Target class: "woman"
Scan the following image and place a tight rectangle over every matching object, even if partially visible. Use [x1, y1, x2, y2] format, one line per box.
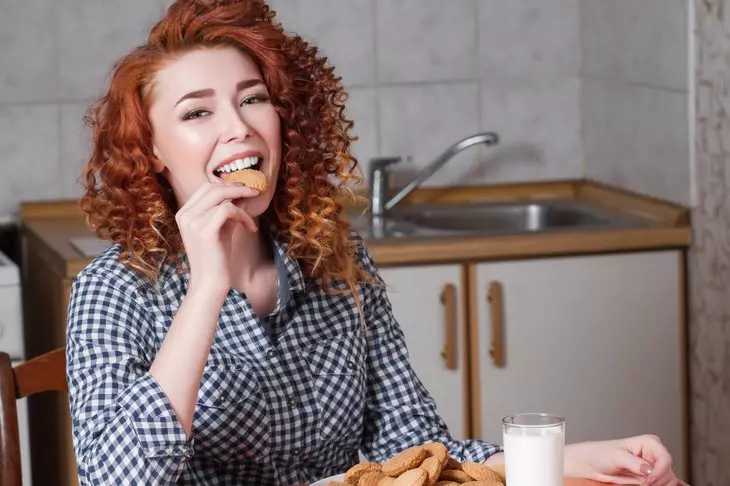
[66, 0, 686, 485]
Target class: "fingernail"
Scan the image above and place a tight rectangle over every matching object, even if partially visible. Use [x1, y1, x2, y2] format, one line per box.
[640, 464, 653, 476]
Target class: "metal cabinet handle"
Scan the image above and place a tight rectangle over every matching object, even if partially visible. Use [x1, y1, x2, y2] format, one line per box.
[440, 283, 458, 370]
[487, 281, 506, 367]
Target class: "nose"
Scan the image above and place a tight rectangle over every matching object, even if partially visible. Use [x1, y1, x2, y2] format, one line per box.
[220, 105, 252, 143]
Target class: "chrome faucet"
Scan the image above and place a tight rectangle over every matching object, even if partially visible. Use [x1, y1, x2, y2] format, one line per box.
[369, 132, 500, 217]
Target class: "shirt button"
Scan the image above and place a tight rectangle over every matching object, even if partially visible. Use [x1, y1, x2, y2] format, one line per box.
[287, 396, 298, 408]
[346, 360, 356, 370]
[266, 348, 276, 358]
[292, 448, 301, 456]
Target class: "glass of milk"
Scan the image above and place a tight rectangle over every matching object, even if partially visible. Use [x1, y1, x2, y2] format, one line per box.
[503, 413, 565, 486]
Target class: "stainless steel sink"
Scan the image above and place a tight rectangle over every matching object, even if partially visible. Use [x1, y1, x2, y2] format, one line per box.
[349, 200, 644, 241]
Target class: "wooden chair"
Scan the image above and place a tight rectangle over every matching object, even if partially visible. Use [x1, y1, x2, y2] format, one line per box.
[0, 348, 67, 486]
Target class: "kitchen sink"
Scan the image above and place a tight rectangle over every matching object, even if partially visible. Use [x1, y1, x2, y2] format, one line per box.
[349, 200, 644, 240]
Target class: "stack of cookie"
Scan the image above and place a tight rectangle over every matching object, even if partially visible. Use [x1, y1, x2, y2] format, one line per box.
[331, 443, 506, 486]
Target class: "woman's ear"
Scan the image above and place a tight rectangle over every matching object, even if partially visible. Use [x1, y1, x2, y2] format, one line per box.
[152, 145, 166, 173]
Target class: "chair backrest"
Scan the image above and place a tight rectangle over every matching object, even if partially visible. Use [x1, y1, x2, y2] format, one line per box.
[0, 348, 67, 486]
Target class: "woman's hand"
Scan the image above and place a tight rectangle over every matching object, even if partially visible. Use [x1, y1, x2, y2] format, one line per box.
[175, 180, 259, 294]
[565, 435, 688, 485]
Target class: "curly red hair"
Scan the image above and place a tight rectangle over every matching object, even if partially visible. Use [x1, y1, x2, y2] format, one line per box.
[81, 0, 370, 292]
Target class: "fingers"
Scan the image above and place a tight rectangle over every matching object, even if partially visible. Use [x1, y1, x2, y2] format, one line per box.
[207, 201, 258, 234]
[614, 449, 654, 478]
[638, 436, 673, 480]
[623, 435, 671, 477]
[179, 181, 259, 216]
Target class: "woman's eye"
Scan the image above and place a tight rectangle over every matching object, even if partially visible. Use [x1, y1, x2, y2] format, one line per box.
[241, 94, 269, 106]
[183, 109, 210, 120]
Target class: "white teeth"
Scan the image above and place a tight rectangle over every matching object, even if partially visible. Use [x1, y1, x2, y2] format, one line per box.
[214, 156, 261, 175]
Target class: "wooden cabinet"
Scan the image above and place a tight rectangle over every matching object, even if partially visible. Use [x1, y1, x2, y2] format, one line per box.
[20, 206, 83, 486]
[379, 251, 687, 478]
[379, 265, 469, 439]
[470, 251, 686, 478]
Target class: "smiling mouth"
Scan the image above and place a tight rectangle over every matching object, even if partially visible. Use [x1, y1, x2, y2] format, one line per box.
[213, 156, 263, 177]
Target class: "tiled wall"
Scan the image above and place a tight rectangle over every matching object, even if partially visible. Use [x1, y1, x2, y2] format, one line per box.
[689, 1, 730, 483]
[580, 0, 692, 205]
[0, 0, 170, 217]
[0, 0, 584, 217]
[271, 0, 583, 189]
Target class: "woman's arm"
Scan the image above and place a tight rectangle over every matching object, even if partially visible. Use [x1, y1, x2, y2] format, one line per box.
[67, 270, 224, 484]
[149, 280, 227, 436]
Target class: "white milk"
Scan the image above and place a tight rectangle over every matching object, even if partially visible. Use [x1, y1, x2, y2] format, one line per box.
[504, 426, 564, 486]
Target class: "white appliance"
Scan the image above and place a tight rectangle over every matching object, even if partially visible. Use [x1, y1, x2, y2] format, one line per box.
[0, 250, 32, 485]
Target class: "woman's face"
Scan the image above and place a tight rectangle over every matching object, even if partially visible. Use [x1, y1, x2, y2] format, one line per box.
[148, 46, 281, 218]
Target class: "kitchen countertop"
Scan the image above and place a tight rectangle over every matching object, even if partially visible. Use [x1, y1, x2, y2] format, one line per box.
[19, 179, 691, 279]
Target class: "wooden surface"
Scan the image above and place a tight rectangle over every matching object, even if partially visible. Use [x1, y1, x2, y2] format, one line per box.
[18, 179, 691, 277]
[564, 479, 615, 486]
[21, 232, 78, 486]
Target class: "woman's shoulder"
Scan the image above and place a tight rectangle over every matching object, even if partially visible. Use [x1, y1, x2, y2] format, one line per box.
[349, 230, 380, 278]
[73, 243, 156, 298]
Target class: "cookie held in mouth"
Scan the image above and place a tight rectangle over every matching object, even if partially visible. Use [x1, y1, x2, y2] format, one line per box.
[220, 169, 268, 192]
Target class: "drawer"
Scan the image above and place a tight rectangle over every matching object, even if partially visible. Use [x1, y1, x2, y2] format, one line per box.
[0, 286, 24, 359]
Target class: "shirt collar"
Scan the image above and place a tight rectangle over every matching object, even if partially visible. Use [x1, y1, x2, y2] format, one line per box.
[268, 225, 307, 296]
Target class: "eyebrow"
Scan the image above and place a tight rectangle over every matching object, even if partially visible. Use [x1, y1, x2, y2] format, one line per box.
[174, 79, 266, 106]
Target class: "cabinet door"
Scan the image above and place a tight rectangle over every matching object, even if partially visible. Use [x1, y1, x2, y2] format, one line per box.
[472, 251, 684, 477]
[379, 265, 468, 439]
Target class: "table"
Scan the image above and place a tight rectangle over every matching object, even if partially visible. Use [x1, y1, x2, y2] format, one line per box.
[304, 478, 614, 485]
[565, 479, 616, 486]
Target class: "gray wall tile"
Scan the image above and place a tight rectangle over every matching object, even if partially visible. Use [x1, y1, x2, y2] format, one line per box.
[0, 0, 59, 103]
[269, 0, 375, 87]
[57, 0, 164, 101]
[345, 88, 378, 179]
[0, 104, 61, 215]
[479, 76, 583, 183]
[583, 80, 690, 204]
[581, 0, 689, 90]
[59, 102, 93, 199]
[376, 0, 477, 83]
[479, 0, 580, 77]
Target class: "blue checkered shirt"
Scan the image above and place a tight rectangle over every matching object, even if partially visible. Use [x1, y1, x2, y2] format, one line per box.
[66, 234, 500, 485]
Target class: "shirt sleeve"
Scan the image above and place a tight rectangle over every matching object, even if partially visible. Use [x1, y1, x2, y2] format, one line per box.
[355, 243, 502, 464]
[66, 271, 194, 485]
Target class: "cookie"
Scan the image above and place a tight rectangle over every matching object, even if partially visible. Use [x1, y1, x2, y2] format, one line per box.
[423, 442, 448, 466]
[345, 462, 382, 485]
[360, 471, 387, 486]
[420, 456, 444, 485]
[382, 446, 428, 477]
[437, 470, 473, 484]
[434, 482, 460, 486]
[444, 457, 462, 471]
[393, 468, 428, 486]
[462, 481, 503, 486]
[328, 482, 350, 486]
[378, 477, 396, 486]
[488, 465, 505, 483]
[220, 169, 268, 191]
[461, 463, 502, 483]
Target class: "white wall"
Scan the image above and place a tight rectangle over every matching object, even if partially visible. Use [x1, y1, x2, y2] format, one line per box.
[0, 0, 585, 216]
[580, 0, 692, 205]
